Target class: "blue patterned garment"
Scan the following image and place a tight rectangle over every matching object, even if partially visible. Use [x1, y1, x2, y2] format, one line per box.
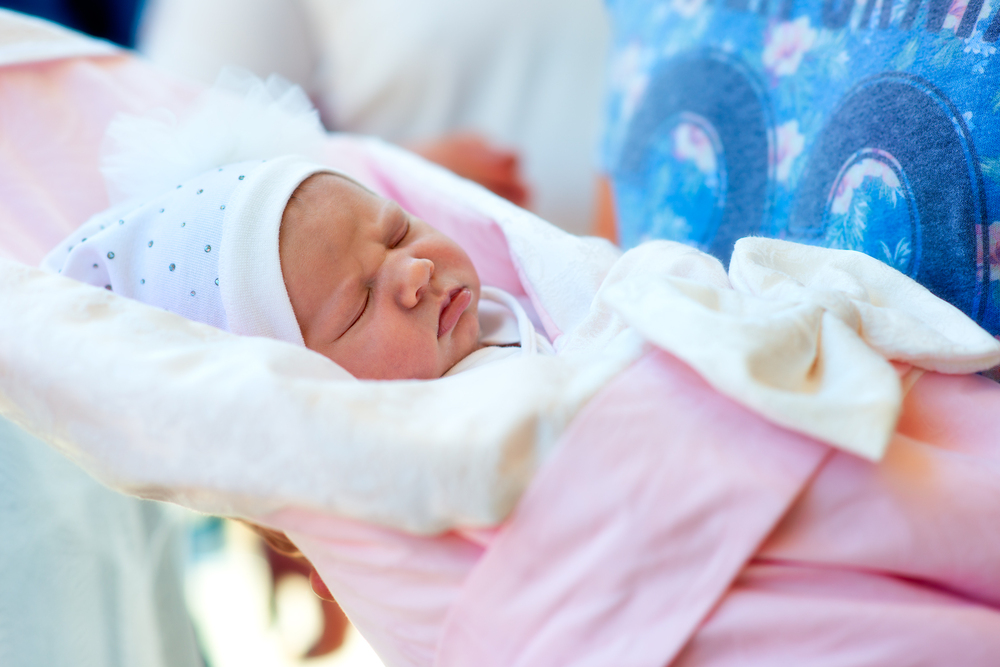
[602, 0, 1000, 334]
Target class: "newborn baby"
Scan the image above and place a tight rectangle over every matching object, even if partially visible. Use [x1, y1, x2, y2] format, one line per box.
[45, 156, 549, 379]
[280, 171, 481, 379]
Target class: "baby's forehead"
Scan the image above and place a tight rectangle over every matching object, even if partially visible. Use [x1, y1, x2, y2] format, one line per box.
[289, 171, 355, 204]
[279, 171, 401, 264]
[284, 171, 385, 221]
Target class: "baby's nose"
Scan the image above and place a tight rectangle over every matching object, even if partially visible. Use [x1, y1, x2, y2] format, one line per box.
[397, 257, 434, 308]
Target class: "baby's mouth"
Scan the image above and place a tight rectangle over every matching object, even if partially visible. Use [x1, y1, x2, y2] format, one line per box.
[438, 287, 473, 338]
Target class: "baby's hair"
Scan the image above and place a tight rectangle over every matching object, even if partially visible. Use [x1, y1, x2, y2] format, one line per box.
[285, 172, 350, 213]
[282, 174, 329, 239]
[285, 173, 323, 208]
[280, 173, 336, 262]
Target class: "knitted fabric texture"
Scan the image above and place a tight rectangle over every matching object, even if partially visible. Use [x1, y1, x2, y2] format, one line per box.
[44, 156, 339, 345]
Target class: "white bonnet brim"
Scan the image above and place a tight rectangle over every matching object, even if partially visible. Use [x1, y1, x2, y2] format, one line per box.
[220, 156, 341, 346]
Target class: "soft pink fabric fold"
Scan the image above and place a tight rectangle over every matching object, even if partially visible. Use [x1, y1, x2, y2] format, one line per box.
[670, 372, 1000, 666]
[0, 56, 198, 265]
[672, 562, 1000, 666]
[434, 351, 829, 667]
[759, 370, 1000, 607]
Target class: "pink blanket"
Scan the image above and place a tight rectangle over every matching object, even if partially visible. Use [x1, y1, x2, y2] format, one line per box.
[3, 53, 1000, 667]
[272, 353, 1000, 667]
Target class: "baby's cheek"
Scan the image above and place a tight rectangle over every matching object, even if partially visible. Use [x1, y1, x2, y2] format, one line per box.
[333, 318, 450, 380]
[373, 337, 442, 380]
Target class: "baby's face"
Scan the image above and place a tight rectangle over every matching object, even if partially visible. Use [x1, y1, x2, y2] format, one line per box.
[279, 174, 482, 379]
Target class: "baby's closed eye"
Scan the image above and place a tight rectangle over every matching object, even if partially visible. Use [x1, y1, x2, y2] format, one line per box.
[390, 220, 410, 248]
[342, 290, 370, 337]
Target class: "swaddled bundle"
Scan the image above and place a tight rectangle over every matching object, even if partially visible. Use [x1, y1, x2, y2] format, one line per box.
[15, 70, 624, 534]
[25, 68, 1000, 536]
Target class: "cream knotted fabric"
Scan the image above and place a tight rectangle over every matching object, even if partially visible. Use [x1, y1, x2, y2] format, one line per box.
[596, 237, 1000, 460]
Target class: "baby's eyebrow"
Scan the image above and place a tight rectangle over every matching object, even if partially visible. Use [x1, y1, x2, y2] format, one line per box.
[324, 258, 369, 342]
[378, 203, 408, 245]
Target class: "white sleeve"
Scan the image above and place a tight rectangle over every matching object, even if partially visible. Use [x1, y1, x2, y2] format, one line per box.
[137, 0, 317, 95]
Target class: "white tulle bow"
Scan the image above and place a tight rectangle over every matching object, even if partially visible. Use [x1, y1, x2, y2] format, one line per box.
[100, 68, 328, 204]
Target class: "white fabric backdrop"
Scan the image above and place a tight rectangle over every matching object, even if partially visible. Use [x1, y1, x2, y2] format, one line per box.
[137, 0, 609, 234]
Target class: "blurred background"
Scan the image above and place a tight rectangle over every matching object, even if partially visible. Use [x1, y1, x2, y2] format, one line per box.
[184, 516, 384, 667]
[0, 0, 609, 235]
[0, 0, 144, 47]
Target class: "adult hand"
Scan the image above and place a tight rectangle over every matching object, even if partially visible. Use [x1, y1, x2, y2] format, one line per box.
[408, 132, 531, 208]
[241, 521, 336, 602]
[244, 521, 347, 658]
[591, 175, 619, 244]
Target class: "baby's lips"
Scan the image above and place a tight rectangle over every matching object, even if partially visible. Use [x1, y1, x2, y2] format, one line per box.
[438, 287, 473, 338]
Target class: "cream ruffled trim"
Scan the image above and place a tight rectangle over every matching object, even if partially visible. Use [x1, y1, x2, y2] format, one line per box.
[100, 67, 328, 205]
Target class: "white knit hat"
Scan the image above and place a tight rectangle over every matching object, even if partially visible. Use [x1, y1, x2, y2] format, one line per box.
[43, 70, 344, 345]
[45, 156, 341, 346]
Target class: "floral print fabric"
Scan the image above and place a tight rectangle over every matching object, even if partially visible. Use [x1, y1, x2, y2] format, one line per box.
[602, 0, 1000, 333]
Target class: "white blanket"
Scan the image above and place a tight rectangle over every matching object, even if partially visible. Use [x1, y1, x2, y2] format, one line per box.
[0, 218, 632, 534]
